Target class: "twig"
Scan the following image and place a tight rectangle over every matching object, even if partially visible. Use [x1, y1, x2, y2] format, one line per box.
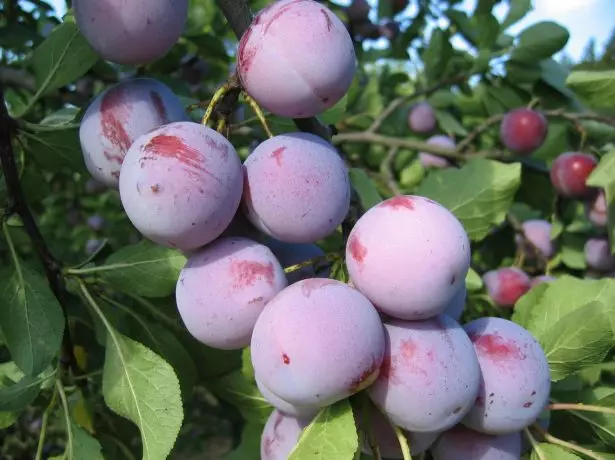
[382, 147, 401, 195]
[284, 252, 341, 274]
[456, 114, 504, 153]
[0, 88, 82, 384]
[34, 390, 57, 460]
[548, 402, 615, 416]
[534, 424, 606, 460]
[56, 379, 74, 459]
[523, 428, 546, 460]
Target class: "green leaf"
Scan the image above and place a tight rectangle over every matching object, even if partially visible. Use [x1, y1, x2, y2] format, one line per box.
[102, 330, 183, 460]
[28, 22, 98, 103]
[530, 443, 582, 459]
[22, 127, 87, 174]
[540, 302, 614, 381]
[0, 411, 18, 429]
[289, 399, 357, 460]
[423, 28, 453, 82]
[224, 421, 265, 460]
[91, 240, 186, 298]
[560, 232, 587, 270]
[567, 70, 615, 109]
[465, 267, 483, 291]
[0, 375, 43, 411]
[319, 93, 348, 125]
[435, 110, 468, 136]
[0, 263, 64, 376]
[417, 159, 522, 241]
[209, 369, 272, 423]
[349, 168, 382, 211]
[502, 0, 532, 29]
[510, 21, 569, 64]
[51, 420, 105, 460]
[473, 13, 501, 50]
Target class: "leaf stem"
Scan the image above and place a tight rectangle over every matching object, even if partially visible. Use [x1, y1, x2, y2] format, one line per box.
[56, 378, 74, 460]
[523, 427, 546, 460]
[284, 252, 341, 274]
[35, 389, 58, 460]
[547, 402, 615, 416]
[202, 84, 232, 126]
[534, 424, 606, 460]
[391, 423, 412, 460]
[123, 291, 184, 333]
[242, 92, 274, 138]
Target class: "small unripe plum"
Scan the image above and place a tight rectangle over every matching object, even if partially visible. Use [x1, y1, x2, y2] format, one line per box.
[408, 102, 436, 134]
[119, 121, 243, 251]
[87, 215, 105, 231]
[499, 108, 547, 155]
[80, 78, 188, 188]
[368, 316, 481, 433]
[550, 152, 598, 198]
[530, 275, 555, 288]
[346, 0, 370, 22]
[585, 189, 607, 227]
[263, 237, 331, 284]
[346, 195, 471, 320]
[251, 279, 385, 408]
[237, 0, 356, 118]
[432, 425, 522, 460]
[584, 237, 615, 272]
[482, 268, 531, 308]
[443, 285, 466, 322]
[256, 375, 320, 418]
[261, 410, 313, 460]
[74, 0, 188, 65]
[462, 317, 551, 435]
[176, 237, 287, 350]
[243, 132, 350, 243]
[419, 135, 456, 169]
[515, 220, 555, 259]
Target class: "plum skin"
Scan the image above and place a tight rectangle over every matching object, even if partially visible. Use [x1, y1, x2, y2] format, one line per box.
[515, 219, 555, 259]
[585, 189, 607, 227]
[419, 135, 455, 169]
[261, 410, 313, 460]
[242, 132, 351, 243]
[119, 121, 243, 251]
[250, 278, 386, 409]
[346, 195, 471, 320]
[482, 267, 531, 308]
[550, 152, 598, 198]
[432, 425, 522, 460]
[368, 315, 481, 433]
[462, 317, 551, 435]
[443, 284, 466, 322]
[79, 78, 188, 188]
[237, 0, 356, 118]
[175, 237, 287, 350]
[499, 108, 547, 155]
[408, 102, 436, 134]
[584, 237, 615, 272]
[74, 0, 188, 65]
[256, 375, 320, 418]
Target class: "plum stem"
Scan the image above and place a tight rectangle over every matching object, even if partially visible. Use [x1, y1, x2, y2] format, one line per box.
[390, 423, 412, 460]
[202, 83, 233, 126]
[548, 402, 615, 416]
[284, 252, 341, 274]
[523, 427, 546, 460]
[382, 147, 402, 196]
[533, 424, 606, 460]
[242, 92, 274, 138]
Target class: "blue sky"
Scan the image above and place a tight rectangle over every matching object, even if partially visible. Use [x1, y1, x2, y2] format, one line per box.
[47, 0, 613, 60]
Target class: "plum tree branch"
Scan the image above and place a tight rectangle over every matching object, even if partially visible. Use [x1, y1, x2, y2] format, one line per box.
[215, 0, 331, 141]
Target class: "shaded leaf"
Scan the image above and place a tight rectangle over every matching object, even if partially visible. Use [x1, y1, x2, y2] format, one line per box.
[349, 168, 382, 211]
[567, 70, 615, 109]
[511, 21, 569, 64]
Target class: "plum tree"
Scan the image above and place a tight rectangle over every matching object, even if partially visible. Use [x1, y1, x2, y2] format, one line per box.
[242, 132, 351, 243]
[175, 237, 287, 350]
[119, 121, 243, 251]
[443, 284, 466, 321]
[515, 220, 555, 259]
[462, 317, 551, 435]
[79, 78, 188, 187]
[74, 0, 189, 65]
[585, 189, 608, 227]
[250, 278, 385, 408]
[260, 410, 313, 460]
[256, 376, 320, 418]
[408, 102, 436, 133]
[482, 267, 531, 308]
[584, 237, 615, 272]
[431, 425, 522, 460]
[419, 135, 455, 169]
[499, 108, 547, 155]
[263, 237, 331, 284]
[346, 195, 471, 320]
[356, 402, 439, 458]
[368, 315, 481, 433]
[237, 0, 356, 118]
[549, 152, 598, 198]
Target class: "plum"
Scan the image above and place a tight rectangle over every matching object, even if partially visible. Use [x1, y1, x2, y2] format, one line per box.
[584, 237, 615, 272]
[482, 268, 531, 308]
[74, 0, 188, 65]
[263, 237, 331, 284]
[250, 278, 385, 408]
[443, 284, 466, 322]
[515, 220, 555, 259]
[408, 102, 436, 134]
[419, 135, 456, 169]
[79, 78, 188, 188]
[260, 410, 313, 460]
[432, 425, 522, 460]
[529, 275, 555, 288]
[237, 0, 356, 118]
[175, 237, 287, 349]
[585, 189, 608, 227]
[550, 152, 598, 199]
[462, 317, 551, 435]
[346, 0, 370, 22]
[256, 375, 320, 418]
[242, 132, 350, 243]
[499, 108, 547, 155]
[119, 121, 243, 251]
[346, 195, 471, 320]
[368, 315, 481, 433]
[87, 215, 105, 231]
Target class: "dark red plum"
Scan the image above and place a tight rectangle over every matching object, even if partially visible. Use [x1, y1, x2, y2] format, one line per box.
[499, 108, 547, 155]
[462, 317, 551, 435]
[176, 237, 287, 350]
[432, 425, 522, 460]
[346, 195, 471, 320]
[260, 410, 313, 460]
[482, 268, 531, 308]
[367, 316, 481, 433]
[550, 152, 598, 199]
[250, 279, 385, 408]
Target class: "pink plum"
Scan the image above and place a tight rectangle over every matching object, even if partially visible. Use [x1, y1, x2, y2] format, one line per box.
[408, 102, 436, 134]
[482, 268, 531, 308]
[432, 425, 522, 460]
[260, 410, 313, 460]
